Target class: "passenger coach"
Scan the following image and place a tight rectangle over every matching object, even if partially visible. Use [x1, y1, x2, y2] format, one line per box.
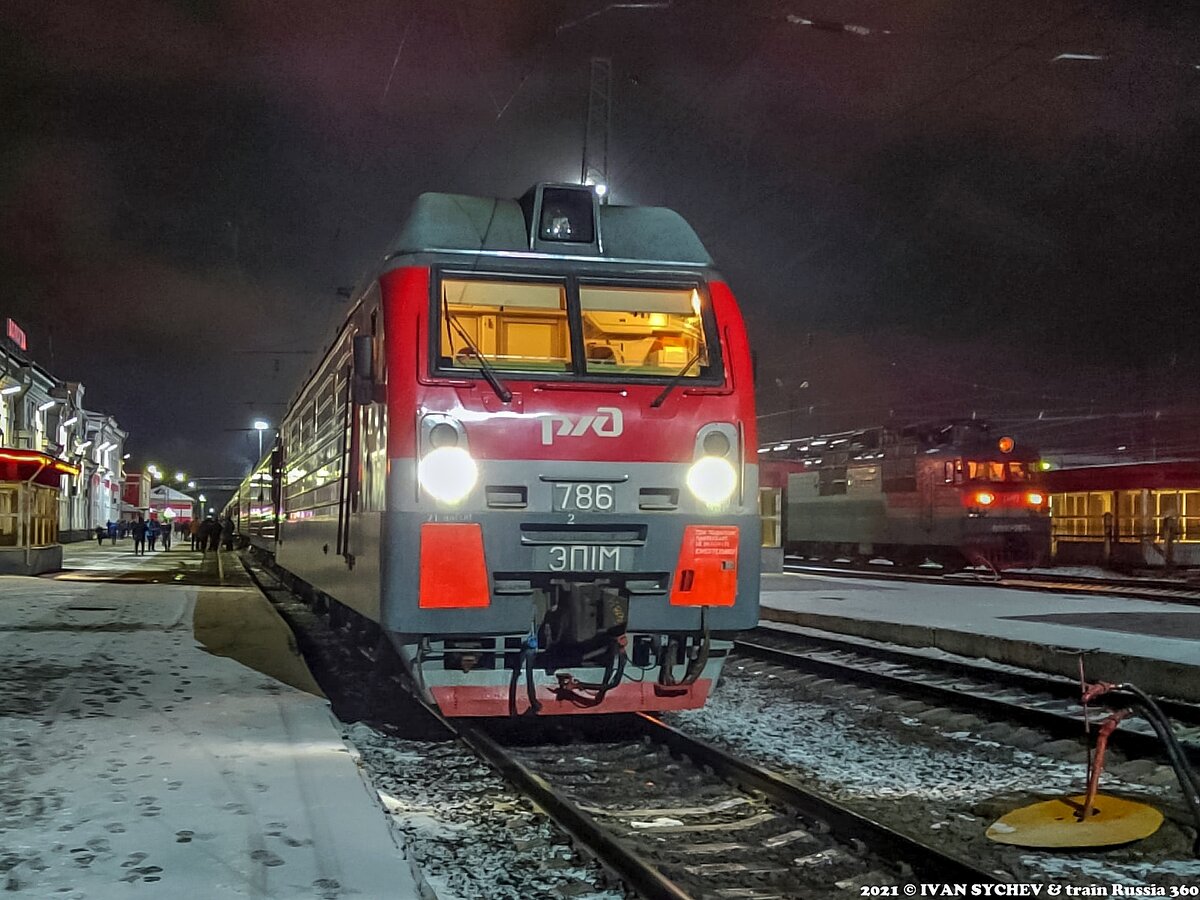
[232, 184, 760, 716]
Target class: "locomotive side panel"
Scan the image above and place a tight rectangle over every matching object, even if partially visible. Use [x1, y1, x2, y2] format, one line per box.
[768, 422, 1051, 568]
[275, 299, 385, 622]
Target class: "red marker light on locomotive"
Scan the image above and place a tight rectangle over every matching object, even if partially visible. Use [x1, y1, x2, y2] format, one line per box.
[998, 436, 1015, 453]
[975, 491, 996, 506]
[1026, 492, 1044, 506]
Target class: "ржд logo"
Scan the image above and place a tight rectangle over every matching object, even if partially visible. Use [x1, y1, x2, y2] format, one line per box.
[540, 407, 624, 446]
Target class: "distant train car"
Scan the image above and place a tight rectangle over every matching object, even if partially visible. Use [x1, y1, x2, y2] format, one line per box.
[759, 421, 1050, 570]
[229, 183, 760, 716]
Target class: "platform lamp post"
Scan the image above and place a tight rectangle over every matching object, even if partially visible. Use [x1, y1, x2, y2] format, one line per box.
[146, 464, 161, 521]
[172, 473, 186, 527]
[253, 419, 270, 461]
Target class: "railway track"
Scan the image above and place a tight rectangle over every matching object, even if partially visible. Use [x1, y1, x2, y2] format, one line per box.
[241, 553, 1003, 898]
[782, 559, 1200, 606]
[452, 712, 1000, 899]
[737, 625, 1200, 767]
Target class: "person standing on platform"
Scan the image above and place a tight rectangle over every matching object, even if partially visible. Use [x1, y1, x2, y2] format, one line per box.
[95, 524, 106, 546]
[189, 517, 201, 550]
[107, 520, 117, 545]
[147, 518, 159, 552]
[161, 520, 172, 551]
[221, 515, 234, 551]
[207, 516, 222, 552]
[132, 516, 148, 556]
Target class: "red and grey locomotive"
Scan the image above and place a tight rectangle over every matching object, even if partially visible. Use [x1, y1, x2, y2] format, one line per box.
[230, 183, 760, 716]
[759, 420, 1050, 570]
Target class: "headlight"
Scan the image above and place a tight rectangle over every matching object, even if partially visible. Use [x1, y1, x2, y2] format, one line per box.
[686, 456, 737, 506]
[418, 447, 478, 504]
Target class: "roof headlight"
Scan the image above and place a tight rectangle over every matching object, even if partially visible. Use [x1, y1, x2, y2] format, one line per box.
[687, 456, 737, 506]
[418, 446, 478, 504]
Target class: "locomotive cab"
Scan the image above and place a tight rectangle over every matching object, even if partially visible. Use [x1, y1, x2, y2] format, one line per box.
[345, 183, 758, 720]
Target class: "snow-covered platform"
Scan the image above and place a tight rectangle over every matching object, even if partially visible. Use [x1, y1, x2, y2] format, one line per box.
[0, 543, 425, 897]
[759, 571, 1200, 703]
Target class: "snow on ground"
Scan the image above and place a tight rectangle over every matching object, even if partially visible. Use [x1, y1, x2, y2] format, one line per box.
[674, 665, 1136, 805]
[668, 663, 1200, 886]
[0, 575, 423, 898]
[760, 571, 1200, 668]
[344, 723, 621, 900]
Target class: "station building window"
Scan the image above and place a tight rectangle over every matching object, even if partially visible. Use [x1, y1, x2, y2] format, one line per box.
[0, 484, 59, 547]
[1117, 491, 1142, 538]
[0, 487, 16, 547]
[1050, 491, 1110, 538]
[30, 485, 57, 545]
[1154, 490, 1200, 542]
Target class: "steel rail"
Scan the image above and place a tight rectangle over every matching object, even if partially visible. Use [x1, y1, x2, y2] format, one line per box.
[427, 689, 1002, 894]
[781, 561, 1200, 607]
[634, 713, 999, 885]
[734, 636, 1200, 766]
[421, 710, 693, 900]
[747, 626, 1200, 727]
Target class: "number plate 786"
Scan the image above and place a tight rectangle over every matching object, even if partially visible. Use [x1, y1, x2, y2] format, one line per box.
[553, 482, 616, 512]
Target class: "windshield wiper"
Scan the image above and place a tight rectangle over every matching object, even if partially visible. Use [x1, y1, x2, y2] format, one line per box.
[650, 349, 705, 408]
[443, 298, 513, 403]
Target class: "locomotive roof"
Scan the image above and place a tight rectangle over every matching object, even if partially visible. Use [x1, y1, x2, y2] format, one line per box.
[760, 420, 1036, 461]
[385, 190, 714, 266]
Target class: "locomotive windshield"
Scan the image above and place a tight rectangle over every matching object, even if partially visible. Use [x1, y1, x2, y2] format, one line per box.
[580, 285, 708, 377]
[437, 274, 719, 381]
[440, 277, 572, 372]
[965, 460, 1035, 482]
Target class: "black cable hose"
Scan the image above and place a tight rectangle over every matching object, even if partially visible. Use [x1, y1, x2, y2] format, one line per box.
[508, 647, 523, 718]
[658, 638, 679, 686]
[555, 641, 627, 709]
[524, 646, 541, 715]
[589, 642, 625, 706]
[679, 616, 711, 686]
[1112, 684, 1200, 855]
[1115, 686, 1200, 795]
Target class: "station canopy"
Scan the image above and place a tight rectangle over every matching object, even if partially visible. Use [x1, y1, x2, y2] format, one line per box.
[0, 450, 80, 487]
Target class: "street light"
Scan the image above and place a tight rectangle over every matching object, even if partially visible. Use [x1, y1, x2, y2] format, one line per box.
[187, 480, 195, 489]
[175, 472, 185, 482]
[253, 419, 270, 460]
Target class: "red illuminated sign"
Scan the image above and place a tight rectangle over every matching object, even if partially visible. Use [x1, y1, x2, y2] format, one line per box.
[5, 319, 26, 351]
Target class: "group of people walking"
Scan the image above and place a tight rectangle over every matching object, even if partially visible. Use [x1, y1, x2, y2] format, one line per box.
[94, 515, 236, 556]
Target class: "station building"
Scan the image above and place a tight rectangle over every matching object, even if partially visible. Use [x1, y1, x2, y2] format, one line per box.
[0, 318, 128, 572]
[1045, 460, 1200, 569]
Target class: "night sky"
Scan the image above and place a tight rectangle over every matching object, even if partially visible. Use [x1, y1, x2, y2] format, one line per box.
[3, 1, 1198, 476]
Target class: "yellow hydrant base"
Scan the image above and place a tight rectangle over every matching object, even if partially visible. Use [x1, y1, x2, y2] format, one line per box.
[986, 794, 1162, 848]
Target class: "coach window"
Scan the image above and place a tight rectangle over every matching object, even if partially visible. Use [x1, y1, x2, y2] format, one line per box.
[440, 277, 570, 372]
[579, 285, 711, 377]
